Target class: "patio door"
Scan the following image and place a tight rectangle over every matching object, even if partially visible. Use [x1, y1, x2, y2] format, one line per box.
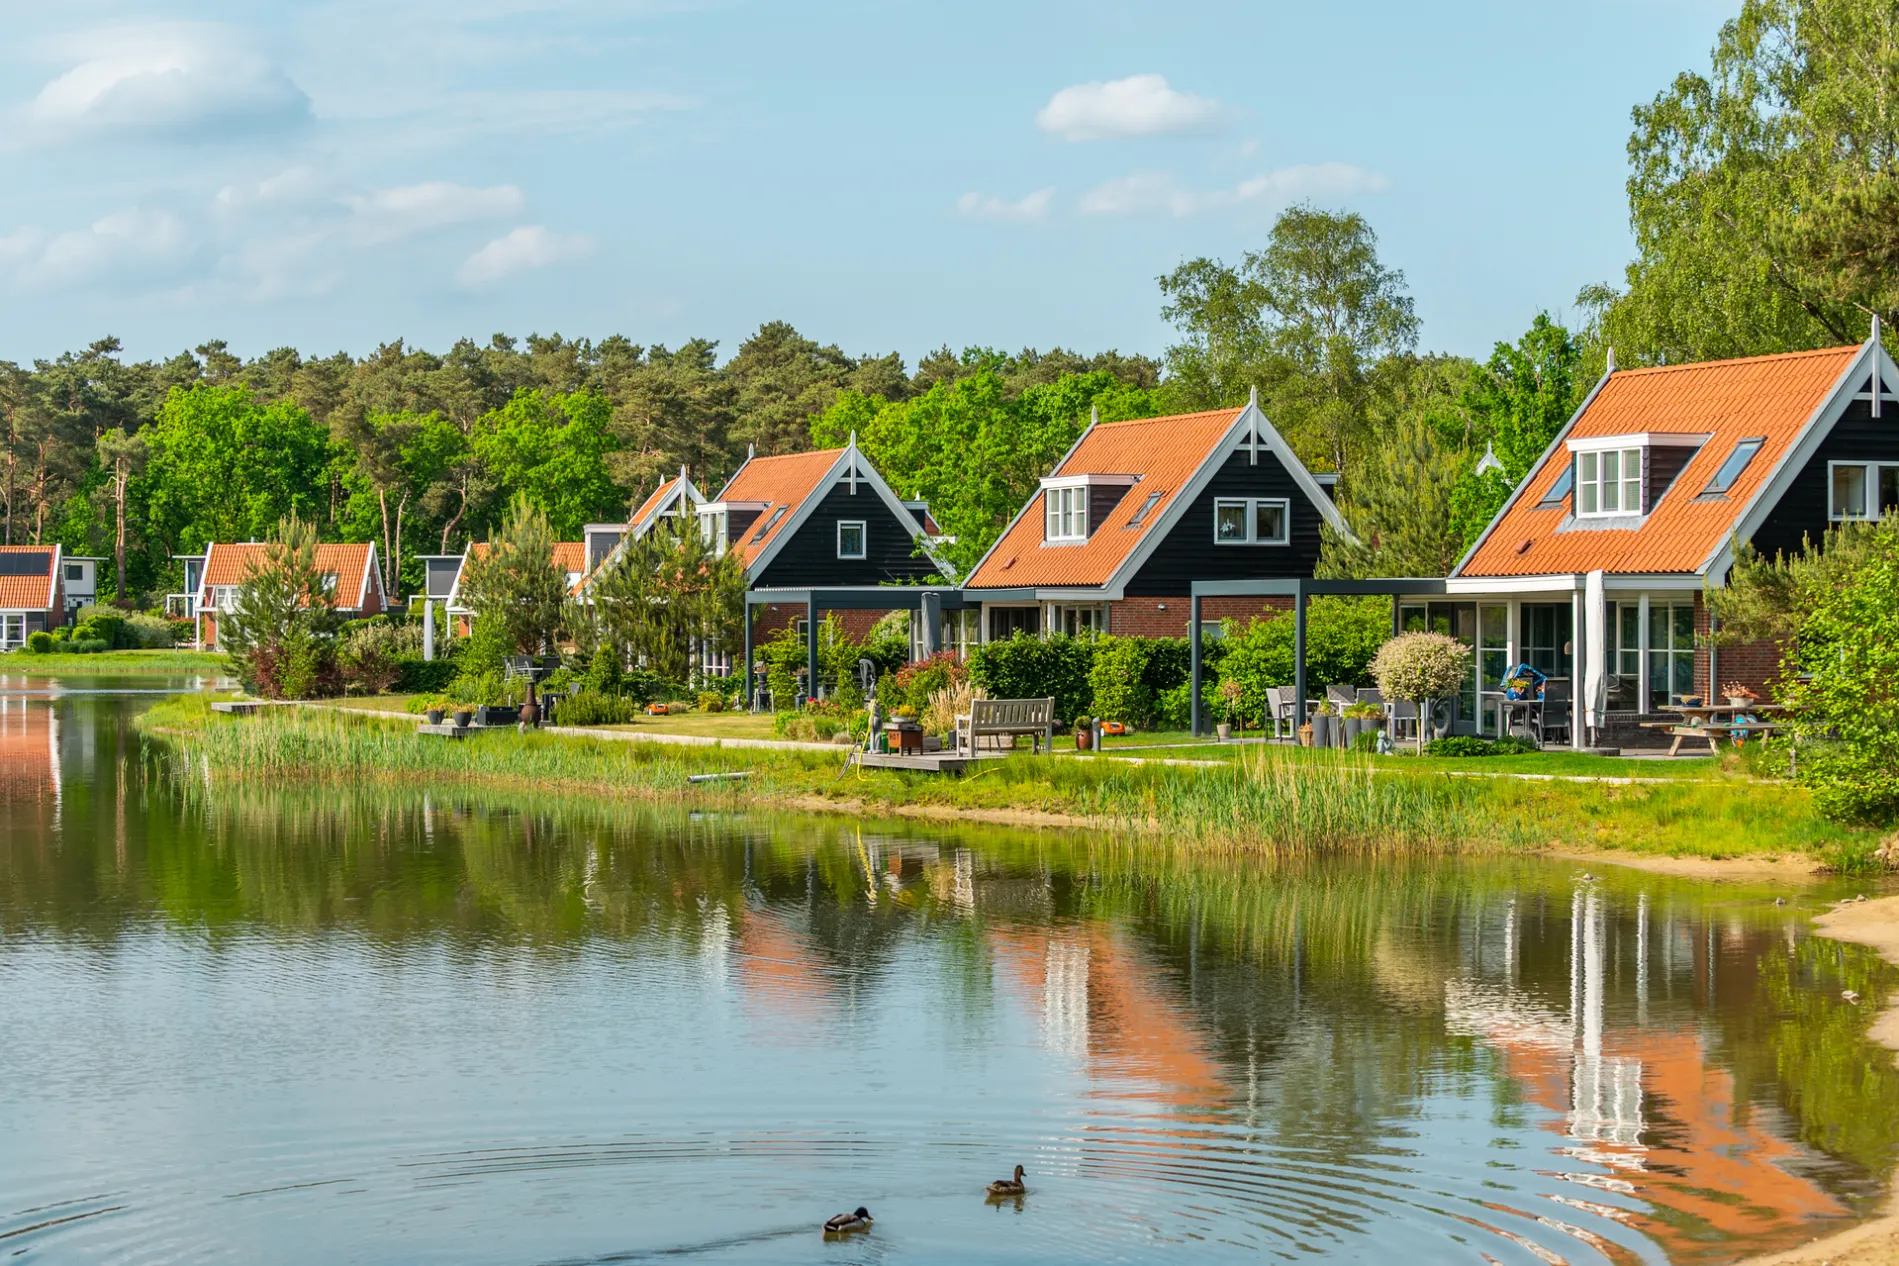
[1521, 603, 1573, 683]
[1478, 605, 1509, 736]
[1424, 602, 1479, 734]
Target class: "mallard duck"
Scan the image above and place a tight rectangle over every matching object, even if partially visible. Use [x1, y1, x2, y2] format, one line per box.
[822, 1207, 872, 1235]
[1844, 989, 1862, 1005]
[986, 1165, 1027, 1197]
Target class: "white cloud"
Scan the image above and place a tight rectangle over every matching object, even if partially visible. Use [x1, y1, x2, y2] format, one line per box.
[26, 23, 311, 143]
[955, 188, 1054, 222]
[1079, 163, 1389, 217]
[342, 181, 525, 245]
[456, 225, 593, 287]
[1036, 74, 1227, 142]
[9, 208, 196, 287]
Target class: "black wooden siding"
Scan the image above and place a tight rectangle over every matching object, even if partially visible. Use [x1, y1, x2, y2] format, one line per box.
[1088, 484, 1133, 535]
[1122, 449, 1324, 596]
[754, 482, 937, 587]
[1752, 397, 1899, 560]
[1645, 444, 1701, 512]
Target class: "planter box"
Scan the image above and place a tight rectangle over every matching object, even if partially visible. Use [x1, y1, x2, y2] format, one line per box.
[884, 722, 923, 754]
[1311, 714, 1337, 749]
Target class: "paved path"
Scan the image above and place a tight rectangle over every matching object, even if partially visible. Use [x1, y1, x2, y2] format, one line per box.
[295, 702, 844, 754]
[296, 702, 1722, 784]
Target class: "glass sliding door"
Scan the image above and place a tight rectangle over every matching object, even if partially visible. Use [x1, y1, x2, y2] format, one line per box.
[1478, 604, 1508, 736]
[1606, 602, 1641, 712]
[1647, 604, 1697, 709]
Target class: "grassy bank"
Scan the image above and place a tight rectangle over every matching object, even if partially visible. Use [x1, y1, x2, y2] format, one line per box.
[1, 648, 229, 676]
[136, 696, 1883, 868]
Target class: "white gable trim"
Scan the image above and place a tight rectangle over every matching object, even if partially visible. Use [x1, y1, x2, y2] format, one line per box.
[1704, 337, 1888, 578]
[633, 474, 707, 538]
[1095, 402, 1348, 598]
[743, 442, 950, 581]
[1451, 364, 1615, 578]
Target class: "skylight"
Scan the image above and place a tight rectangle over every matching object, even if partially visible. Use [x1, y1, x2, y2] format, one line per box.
[1535, 465, 1573, 509]
[1128, 490, 1164, 526]
[1699, 437, 1763, 497]
[750, 504, 788, 542]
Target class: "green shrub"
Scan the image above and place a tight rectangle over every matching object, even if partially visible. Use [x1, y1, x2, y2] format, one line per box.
[70, 637, 111, 654]
[968, 633, 1095, 723]
[1089, 636, 1155, 727]
[583, 643, 623, 695]
[123, 612, 175, 649]
[555, 689, 639, 726]
[1156, 681, 1194, 730]
[395, 659, 459, 694]
[888, 651, 966, 714]
[696, 690, 727, 713]
[24, 630, 54, 654]
[1777, 519, 1899, 823]
[75, 612, 128, 649]
[1422, 735, 1539, 757]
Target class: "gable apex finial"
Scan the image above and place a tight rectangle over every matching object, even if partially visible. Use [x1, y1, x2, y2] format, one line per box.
[1873, 315, 1883, 346]
[1089, 404, 1098, 427]
[1605, 347, 1616, 373]
[747, 443, 754, 460]
[1248, 384, 1258, 408]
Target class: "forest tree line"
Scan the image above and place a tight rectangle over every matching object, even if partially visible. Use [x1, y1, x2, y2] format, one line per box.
[4, 0, 1896, 604]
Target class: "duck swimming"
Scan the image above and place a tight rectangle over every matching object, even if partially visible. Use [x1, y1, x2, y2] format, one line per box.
[823, 1207, 872, 1235]
[986, 1165, 1027, 1197]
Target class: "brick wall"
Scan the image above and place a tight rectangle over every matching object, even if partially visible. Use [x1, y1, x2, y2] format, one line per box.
[750, 604, 889, 642]
[1693, 593, 1784, 700]
[1109, 595, 1295, 638]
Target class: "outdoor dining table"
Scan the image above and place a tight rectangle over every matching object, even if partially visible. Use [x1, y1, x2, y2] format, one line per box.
[1491, 695, 1541, 743]
[1641, 702, 1786, 756]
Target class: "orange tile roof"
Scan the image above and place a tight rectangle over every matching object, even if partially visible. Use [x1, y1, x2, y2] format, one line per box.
[717, 448, 844, 567]
[630, 477, 680, 525]
[964, 408, 1242, 589]
[1459, 346, 1860, 577]
[0, 545, 57, 609]
[200, 542, 377, 607]
[456, 540, 589, 596]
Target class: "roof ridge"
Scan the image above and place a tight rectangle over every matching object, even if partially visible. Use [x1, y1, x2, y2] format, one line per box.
[1613, 344, 1859, 377]
[1092, 406, 1241, 428]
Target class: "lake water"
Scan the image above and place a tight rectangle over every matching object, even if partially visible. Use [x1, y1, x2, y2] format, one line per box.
[2, 681, 1896, 1265]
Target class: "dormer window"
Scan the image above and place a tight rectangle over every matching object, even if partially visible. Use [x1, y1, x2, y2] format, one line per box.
[1576, 447, 1641, 516]
[1045, 487, 1088, 542]
[698, 508, 727, 552]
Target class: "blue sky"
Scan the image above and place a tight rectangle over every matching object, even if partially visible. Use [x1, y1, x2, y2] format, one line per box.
[0, 0, 1735, 368]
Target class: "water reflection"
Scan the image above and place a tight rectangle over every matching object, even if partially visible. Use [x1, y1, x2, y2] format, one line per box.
[1, 684, 1895, 1265]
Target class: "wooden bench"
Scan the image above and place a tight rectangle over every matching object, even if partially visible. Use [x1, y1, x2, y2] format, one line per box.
[955, 697, 1055, 756]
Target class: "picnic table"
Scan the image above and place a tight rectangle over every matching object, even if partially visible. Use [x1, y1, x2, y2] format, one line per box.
[1641, 702, 1786, 756]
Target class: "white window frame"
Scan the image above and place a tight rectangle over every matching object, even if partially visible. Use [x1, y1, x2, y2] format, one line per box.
[1043, 486, 1088, 543]
[213, 585, 240, 612]
[0, 614, 24, 648]
[1576, 447, 1644, 517]
[1213, 497, 1290, 545]
[836, 520, 867, 560]
[1828, 460, 1899, 521]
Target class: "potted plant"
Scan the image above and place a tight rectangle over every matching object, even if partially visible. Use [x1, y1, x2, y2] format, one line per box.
[424, 698, 446, 725]
[885, 704, 923, 754]
[1311, 700, 1338, 749]
[1216, 680, 1243, 742]
[1341, 700, 1383, 748]
[1721, 682, 1759, 708]
[451, 701, 473, 728]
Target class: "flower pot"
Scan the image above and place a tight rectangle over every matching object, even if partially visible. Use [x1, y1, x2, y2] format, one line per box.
[1343, 717, 1365, 748]
[452, 710, 472, 728]
[1312, 714, 1337, 749]
[1216, 722, 1232, 742]
[1726, 695, 1755, 708]
[1297, 723, 1313, 747]
[425, 708, 444, 725]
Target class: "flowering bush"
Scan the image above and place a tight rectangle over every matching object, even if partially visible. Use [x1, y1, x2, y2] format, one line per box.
[1371, 632, 1472, 752]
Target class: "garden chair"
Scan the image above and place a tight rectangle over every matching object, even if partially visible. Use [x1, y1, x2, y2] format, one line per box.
[1264, 686, 1300, 740]
[1538, 678, 1572, 747]
[1326, 685, 1358, 712]
[1387, 699, 1419, 742]
[1355, 688, 1384, 708]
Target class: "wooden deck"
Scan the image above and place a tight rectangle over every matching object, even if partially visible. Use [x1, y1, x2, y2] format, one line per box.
[210, 700, 269, 715]
[852, 750, 984, 774]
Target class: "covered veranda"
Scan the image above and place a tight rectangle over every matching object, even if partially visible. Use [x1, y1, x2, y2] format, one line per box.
[743, 585, 973, 708]
[1189, 575, 1665, 751]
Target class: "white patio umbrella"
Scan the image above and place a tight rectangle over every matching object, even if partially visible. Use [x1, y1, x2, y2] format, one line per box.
[1583, 570, 1608, 745]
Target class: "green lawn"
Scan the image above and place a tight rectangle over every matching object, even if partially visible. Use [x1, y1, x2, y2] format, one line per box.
[0, 648, 229, 676]
[1092, 730, 1723, 780]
